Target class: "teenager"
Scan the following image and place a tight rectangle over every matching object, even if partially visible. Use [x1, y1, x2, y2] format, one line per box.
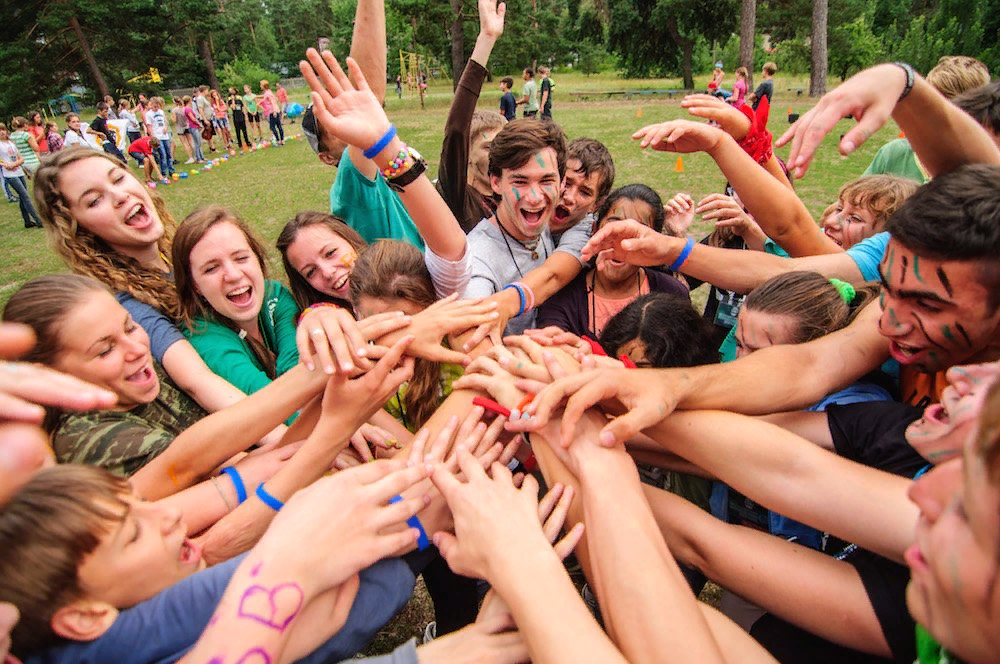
[750, 61, 776, 109]
[258, 80, 284, 145]
[243, 83, 263, 142]
[227, 86, 251, 150]
[499, 76, 516, 121]
[0, 123, 42, 228]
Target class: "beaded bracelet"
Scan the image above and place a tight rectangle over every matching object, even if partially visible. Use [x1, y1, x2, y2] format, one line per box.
[381, 147, 410, 179]
[298, 301, 339, 325]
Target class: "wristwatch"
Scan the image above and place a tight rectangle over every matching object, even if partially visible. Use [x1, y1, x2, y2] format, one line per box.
[386, 146, 428, 192]
[892, 62, 916, 102]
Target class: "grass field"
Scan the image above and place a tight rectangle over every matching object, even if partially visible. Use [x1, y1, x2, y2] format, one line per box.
[0, 71, 899, 309]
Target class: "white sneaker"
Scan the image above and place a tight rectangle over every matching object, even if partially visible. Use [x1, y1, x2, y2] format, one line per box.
[422, 621, 437, 644]
[184, 158, 195, 164]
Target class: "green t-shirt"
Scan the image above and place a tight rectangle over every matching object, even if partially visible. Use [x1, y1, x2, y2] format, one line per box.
[244, 93, 259, 114]
[10, 131, 39, 167]
[52, 363, 207, 477]
[329, 148, 424, 249]
[522, 80, 539, 112]
[862, 138, 928, 184]
[184, 280, 301, 402]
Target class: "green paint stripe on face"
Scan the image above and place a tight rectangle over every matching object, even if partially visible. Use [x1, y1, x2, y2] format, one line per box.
[535, 153, 546, 168]
[942, 325, 954, 342]
[913, 255, 924, 282]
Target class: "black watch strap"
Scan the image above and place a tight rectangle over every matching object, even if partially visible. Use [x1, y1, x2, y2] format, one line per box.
[387, 157, 428, 192]
[893, 62, 916, 102]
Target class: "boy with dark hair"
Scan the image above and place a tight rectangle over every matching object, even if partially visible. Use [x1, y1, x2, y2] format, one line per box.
[751, 62, 776, 110]
[463, 118, 574, 333]
[553, 137, 615, 233]
[127, 135, 164, 183]
[499, 76, 516, 121]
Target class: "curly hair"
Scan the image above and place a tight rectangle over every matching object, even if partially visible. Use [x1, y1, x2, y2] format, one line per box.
[33, 147, 181, 319]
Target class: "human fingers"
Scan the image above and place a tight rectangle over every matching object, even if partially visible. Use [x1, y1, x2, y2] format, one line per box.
[358, 311, 410, 340]
[411, 341, 470, 366]
[502, 335, 546, 365]
[541, 485, 575, 543]
[0, 363, 117, 421]
[371, 492, 427, 532]
[455, 445, 491, 484]
[362, 424, 395, 450]
[0, 323, 36, 360]
[507, 371, 593, 432]
[553, 522, 585, 561]
[598, 398, 674, 447]
[321, 51, 353, 94]
[497, 434, 522, 467]
[463, 319, 498, 352]
[0, 422, 52, 504]
[559, 376, 631, 447]
[364, 335, 413, 385]
[349, 429, 376, 462]
[300, 50, 339, 109]
[536, 482, 565, 523]
[345, 57, 373, 93]
[471, 414, 507, 457]
[430, 460, 467, 506]
[456, 407, 487, 450]
[364, 460, 431, 503]
[428, 415, 461, 463]
[408, 428, 431, 465]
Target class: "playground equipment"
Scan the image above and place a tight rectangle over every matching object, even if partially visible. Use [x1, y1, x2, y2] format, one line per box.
[398, 50, 442, 109]
[46, 94, 81, 116]
[128, 68, 163, 85]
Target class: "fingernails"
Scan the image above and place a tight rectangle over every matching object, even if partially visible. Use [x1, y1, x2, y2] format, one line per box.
[341, 362, 354, 372]
[842, 140, 855, 154]
[356, 347, 367, 358]
[599, 431, 615, 446]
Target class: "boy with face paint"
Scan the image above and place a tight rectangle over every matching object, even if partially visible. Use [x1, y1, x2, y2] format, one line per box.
[462, 119, 573, 335]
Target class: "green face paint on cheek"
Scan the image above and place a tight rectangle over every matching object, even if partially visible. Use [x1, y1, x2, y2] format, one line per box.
[942, 325, 955, 343]
[888, 307, 901, 327]
[512, 187, 521, 202]
[886, 248, 895, 276]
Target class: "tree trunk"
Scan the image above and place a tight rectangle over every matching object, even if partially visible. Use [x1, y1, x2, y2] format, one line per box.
[198, 38, 220, 91]
[665, 17, 695, 89]
[411, 17, 418, 52]
[450, 0, 464, 92]
[809, 0, 828, 97]
[739, 0, 756, 91]
[69, 15, 109, 100]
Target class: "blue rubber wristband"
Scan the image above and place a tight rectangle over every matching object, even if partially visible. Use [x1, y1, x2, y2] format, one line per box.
[363, 124, 397, 159]
[255, 483, 285, 512]
[503, 283, 526, 316]
[667, 237, 696, 272]
[220, 466, 248, 504]
[390, 494, 430, 551]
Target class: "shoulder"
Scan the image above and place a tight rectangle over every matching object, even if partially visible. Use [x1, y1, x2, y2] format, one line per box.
[647, 268, 690, 296]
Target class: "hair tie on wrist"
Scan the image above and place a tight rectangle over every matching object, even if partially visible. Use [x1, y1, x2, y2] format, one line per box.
[220, 466, 248, 504]
[389, 495, 430, 550]
[363, 125, 397, 159]
[667, 237, 696, 272]
[829, 278, 856, 303]
[255, 483, 284, 511]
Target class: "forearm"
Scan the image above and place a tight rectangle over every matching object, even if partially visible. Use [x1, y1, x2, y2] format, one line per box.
[157, 478, 231, 534]
[162, 340, 247, 412]
[642, 410, 916, 560]
[708, 136, 839, 257]
[489, 253, 584, 322]
[569, 419, 725, 664]
[894, 70, 1000, 176]
[469, 31, 498, 67]
[490, 545, 627, 664]
[438, 60, 489, 220]
[395, 173, 467, 260]
[672, 240, 793, 294]
[136, 364, 325, 499]
[351, 0, 387, 104]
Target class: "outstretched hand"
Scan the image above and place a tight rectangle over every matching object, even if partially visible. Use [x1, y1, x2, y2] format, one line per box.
[633, 120, 726, 155]
[299, 49, 391, 153]
[776, 63, 908, 178]
[681, 94, 751, 140]
[478, 0, 506, 39]
[580, 219, 679, 267]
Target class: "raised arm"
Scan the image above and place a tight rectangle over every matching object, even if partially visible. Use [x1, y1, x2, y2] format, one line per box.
[779, 63, 1000, 178]
[634, 118, 842, 257]
[437, 0, 505, 227]
[302, 50, 467, 261]
[344, 0, 388, 181]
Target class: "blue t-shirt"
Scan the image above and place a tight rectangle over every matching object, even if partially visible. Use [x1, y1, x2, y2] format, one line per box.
[499, 92, 516, 121]
[117, 293, 185, 364]
[330, 148, 424, 250]
[846, 232, 890, 283]
[27, 555, 415, 664]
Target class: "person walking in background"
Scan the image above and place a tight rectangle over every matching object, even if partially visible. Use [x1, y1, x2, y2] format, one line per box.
[395, 74, 403, 98]
[228, 87, 251, 150]
[103, 95, 119, 119]
[258, 79, 284, 145]
[149, 97, 174, 177]
[499, 76, 516, 121]
[119, 98, 142, 153]
[172, 96, 195, 163]
[244, 83, 263, 142]
[26, 111, 48, 154]
[9, 117, 41, 177]
[517, 67, 539, 117]
[183, 95, 206, 163]
[539, 65, 554, 119]
[0, 123, 42, 228]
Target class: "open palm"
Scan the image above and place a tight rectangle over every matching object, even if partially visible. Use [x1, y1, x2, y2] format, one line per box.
[299, 49, 390, 152]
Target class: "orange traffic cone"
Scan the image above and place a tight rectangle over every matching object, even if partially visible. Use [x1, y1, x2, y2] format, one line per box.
[636, 108, 644, 118]
[674, 156, 684, 173]
[898, 131, 905, 138]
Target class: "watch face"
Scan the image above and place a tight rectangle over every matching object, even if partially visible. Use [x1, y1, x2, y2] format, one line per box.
[408, 146, 423, 162]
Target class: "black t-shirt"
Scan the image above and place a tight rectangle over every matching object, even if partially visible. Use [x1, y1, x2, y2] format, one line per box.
[541, 77, 553, 114]
[827, 401, 927, 479]
[229, 95, 245, 121]
[91, 115, 112, 142]
[499, 92, 516, 121]
[753, 80, 773, 109]
[845, 547, 915, 663]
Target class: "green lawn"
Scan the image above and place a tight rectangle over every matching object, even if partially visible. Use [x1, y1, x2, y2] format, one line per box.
[0, 75, 898, 309]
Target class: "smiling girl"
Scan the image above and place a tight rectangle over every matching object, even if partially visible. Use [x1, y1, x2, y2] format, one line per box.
[537, 184, 689, 339]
